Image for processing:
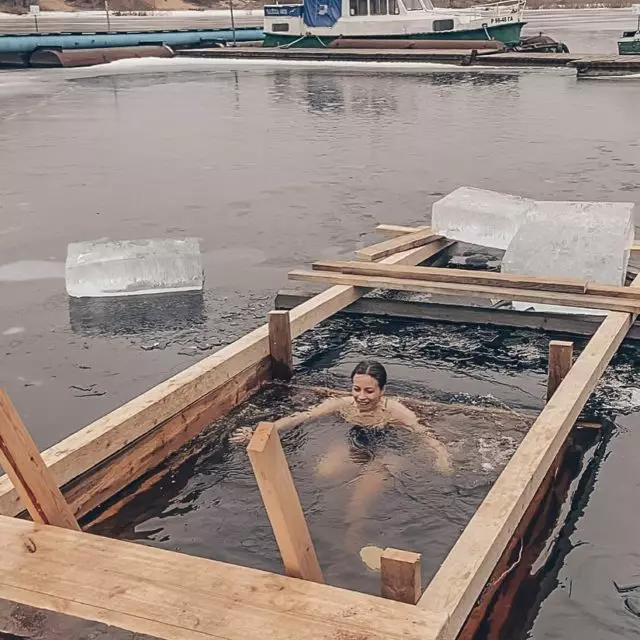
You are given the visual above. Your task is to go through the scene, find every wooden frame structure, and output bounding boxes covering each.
[0,223,638,640]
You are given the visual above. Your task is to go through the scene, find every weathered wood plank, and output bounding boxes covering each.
[313,260,588,294]
[0,391,79,530]
[289,270,640,314]
[248,423,324,583]
[355,229,442,262]
[0,516,448,640]
[547,341,574,402]
[417,274,640,640]
[269,310,294,381]
[381,548,422,605]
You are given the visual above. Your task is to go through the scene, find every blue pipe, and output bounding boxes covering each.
[0,28,264,54]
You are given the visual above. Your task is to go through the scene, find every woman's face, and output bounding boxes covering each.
[351,373,383,412]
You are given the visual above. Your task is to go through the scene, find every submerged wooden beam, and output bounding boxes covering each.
[275,290,640,341]
[247,422,324,584]
[381,548,422,605]
[417,274,640,639]
[547,340,574,401]
[268,310,293,381]
[0,240,452,521]
[0,516,446,640]
[289,270,640,314]
[356,229,442,262]
[0,390,79,531]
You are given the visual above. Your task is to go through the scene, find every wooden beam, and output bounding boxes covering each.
[631,242,640,254]
[247,422,324,584]
[287,238,453,338]
[289,270,640,314]
[268,310,293,381]
[381,548,422,605]
[275,290,640,342]
[313,260,588,294]
[313,260,640,301]
[376,224,429,238]
[547,340,574,402]
[0,516,449,640]
[0,391,79,530]
[417,274,640,639]
[355,228,442,262]
[0,239,452,520]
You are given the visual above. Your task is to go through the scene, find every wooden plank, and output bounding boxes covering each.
[417,274,640,640]
[381,548,422,605]
[247,423,324,583]
[269,310,293,381]
[376,224,429,238]
[0,516,448,640]
[287,238,453,338]
[314,260,589,295]
[631,242,640,254]
[289,270,640,314]
[0,390,79,530]
[314,261,640,302]
[355,228,442,262]
[0,240,451,520]
[547,341,574,402]
[276,290,640,342]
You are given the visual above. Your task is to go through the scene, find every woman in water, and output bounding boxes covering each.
[231,360,452,547]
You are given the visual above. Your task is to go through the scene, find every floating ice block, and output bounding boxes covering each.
[66,238,204,298]
[431,187,535,250]
[503,201,635,314]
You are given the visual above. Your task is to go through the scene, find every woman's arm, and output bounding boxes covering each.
[273,396,345,432]
[230,396,346,445]
[386,399,453,475]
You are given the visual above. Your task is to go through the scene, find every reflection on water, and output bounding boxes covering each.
[68,291,206,336]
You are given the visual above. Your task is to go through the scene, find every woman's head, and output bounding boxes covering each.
[350,360,387,412]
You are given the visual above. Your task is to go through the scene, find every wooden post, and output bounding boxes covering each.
[0,389,79,530]
[547,340,574,401]
[381,548,422,605]
[247,422,324,583]
[268,310,293,381]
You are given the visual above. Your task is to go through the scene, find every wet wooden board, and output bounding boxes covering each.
[0,516,447,640]
[355,229,442,262]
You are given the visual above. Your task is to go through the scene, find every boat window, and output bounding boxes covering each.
[433,18,454,31]
[402,0,424,10]
[370,0,388,14]
[350,0,369,14]
[272,22,290,31]
[389,0,400,14]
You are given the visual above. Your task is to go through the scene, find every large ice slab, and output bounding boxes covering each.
[503,200,635,314]
[66,238,204,298]
[431,187,535,250]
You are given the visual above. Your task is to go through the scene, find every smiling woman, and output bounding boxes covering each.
[230,358,453,549]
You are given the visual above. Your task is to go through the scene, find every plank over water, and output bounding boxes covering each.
[290,269,640,314]
[0,516,447,640]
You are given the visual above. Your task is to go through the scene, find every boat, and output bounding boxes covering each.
[618,4,640,55]
[262,0,526,48]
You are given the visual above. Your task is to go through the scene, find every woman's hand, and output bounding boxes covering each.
[229,426,254,446]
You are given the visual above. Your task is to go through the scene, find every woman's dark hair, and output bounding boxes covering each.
[350,360,387,390]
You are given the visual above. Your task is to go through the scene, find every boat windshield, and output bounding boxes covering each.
[402,0,425,10]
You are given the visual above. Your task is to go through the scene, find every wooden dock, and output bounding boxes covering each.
[176,46,640,75]
[0,223,638,640]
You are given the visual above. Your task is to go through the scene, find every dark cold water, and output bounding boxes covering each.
[0,49,640,639]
